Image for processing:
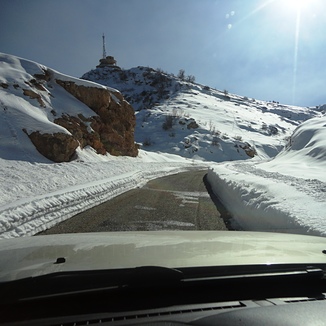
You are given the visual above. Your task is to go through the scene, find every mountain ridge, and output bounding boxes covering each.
[82,65,322,162]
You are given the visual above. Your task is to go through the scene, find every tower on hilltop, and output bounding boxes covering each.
[97,33,119,69]
[102,33,107,59]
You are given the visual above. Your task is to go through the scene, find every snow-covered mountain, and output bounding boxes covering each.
[1,52,326,238]
[82,65,321,161]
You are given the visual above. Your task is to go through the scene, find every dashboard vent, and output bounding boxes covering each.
[284,296,326,304]
[55,301,245,325]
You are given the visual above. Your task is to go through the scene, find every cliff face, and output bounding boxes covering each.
[55,80,138,157]
[27,131,79,162]
[0,53,138,163]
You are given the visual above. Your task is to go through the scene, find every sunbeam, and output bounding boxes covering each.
[292,9,301,104]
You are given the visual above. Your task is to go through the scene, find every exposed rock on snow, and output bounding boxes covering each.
[22,89,45,107]
[27,131,79,162]
[55,80,138,157]
[0,53,138,162]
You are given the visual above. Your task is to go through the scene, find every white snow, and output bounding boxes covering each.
[1,53,326,238]
[207,116,326,236]
[83,65,321,162]
[0,151,201,238]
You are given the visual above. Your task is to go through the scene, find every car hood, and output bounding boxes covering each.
[1,231,326,282]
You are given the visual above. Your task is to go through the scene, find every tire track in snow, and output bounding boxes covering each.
[232,163,326,202]
[0,165,199,238]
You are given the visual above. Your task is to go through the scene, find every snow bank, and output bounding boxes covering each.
[0,152,201,239]
[207,164,324,235]
[259,116,326,180]
[207,116,326,236]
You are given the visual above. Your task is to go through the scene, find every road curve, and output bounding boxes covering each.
[39,170,231,234]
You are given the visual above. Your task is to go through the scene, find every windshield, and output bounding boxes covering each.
[3,2,326,325]
[1,0,326,265]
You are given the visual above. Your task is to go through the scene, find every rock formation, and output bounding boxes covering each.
[26,130,79,162]
[18,68,138,162]
[55,80,138,157]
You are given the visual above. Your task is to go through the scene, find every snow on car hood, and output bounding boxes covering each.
[1,231,326,281]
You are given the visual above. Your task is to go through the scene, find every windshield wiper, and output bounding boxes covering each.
[0,266,184,303]
[130,266,183,285]
[0,265,324,304]
[182,266,324,283]
[1,265,325,325]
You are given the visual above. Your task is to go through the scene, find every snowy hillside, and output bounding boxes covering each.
[1,53,326,238]
[0,53,114,163]
[82,66,321,161]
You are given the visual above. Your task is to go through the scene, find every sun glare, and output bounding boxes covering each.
[284,0,312,10]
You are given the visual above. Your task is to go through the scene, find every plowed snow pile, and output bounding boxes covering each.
[208,116,326,236]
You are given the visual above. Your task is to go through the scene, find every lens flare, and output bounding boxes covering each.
[285,0,312,10]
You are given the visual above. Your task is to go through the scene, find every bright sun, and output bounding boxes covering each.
[284,0,313,10]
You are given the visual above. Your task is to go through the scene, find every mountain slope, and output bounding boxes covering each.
[0,53,138,163]
[82,66,321,162]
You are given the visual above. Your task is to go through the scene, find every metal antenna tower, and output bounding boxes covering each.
[102,33,107,59]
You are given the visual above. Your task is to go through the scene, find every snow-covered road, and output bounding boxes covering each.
[39,170,228,234]
[0,152,205,238]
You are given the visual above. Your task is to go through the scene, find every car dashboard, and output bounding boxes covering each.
[2,264,326,325]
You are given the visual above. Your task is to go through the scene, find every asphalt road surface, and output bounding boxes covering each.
[40,170,231,234]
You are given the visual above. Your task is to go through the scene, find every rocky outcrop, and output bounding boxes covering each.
[55,80,138,157]
[23,89,45,107]
[26,131,79,162]
[235,143,257,158]
[187,120,199,129]
[53,114,107,155]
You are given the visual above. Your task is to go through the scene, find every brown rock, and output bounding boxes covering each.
[29,79,47,92]
[23,89,45,107]
[245,148,256,158]
[54,115,107,155]
[27,131,79,162]
[187,120,199,129]
[34,69,51,82]
[18,71,138,162]
[55,79,138,157]
[240,143,257,158]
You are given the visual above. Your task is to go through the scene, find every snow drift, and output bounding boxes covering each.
[207,115,326,236]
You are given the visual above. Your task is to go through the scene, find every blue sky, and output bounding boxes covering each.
[1,0,325,107]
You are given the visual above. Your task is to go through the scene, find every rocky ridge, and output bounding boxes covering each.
[82,66,321,161]
[55,79,138,157]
